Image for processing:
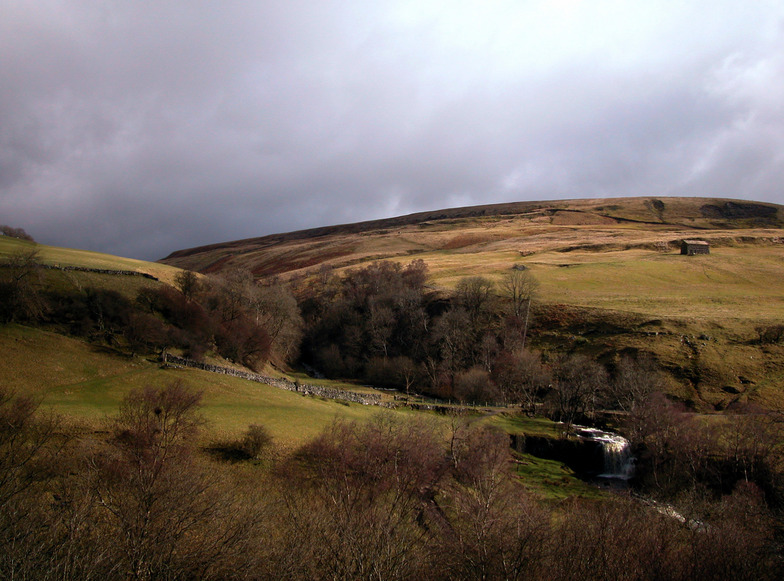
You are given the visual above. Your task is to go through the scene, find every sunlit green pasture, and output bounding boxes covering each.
[484,412,563,438]
[1,321,600,504]
[0,325,412,447]
[404,244,784,323]
[0,236,183,285]
[530,247,784,320]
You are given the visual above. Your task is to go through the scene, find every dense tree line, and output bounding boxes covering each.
[0,383,780,580]
[0,224,35,242]
[0,249,302,371]
[624,393,784,507]
[0,248,47,323]
[0,250,703,420]
[295,260,658,420]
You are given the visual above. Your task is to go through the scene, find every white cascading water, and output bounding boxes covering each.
[597,433,634,480]
[574,427,635,480]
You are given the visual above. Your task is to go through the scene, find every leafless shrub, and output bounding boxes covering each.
[241,424,273,459]
[439,423,549,580]
[755,324,784,344]
[0,390,69,578]
[548,353,608,428]
[672,484,780,581]
[88,381,234,579]
[174,269,200,301]
[453,366,499,404]
[549,498,680,581]
[492,348,550,413]
[0,389,60,511]
[609,353,664,412]
[278,414,447,580]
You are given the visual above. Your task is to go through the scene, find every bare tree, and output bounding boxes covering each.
[402,258,428,287]
[241,424,273,459]
[208,268,257,323]
[0,248,46,322]
[367,297,395,358]
[0,389,67,579]
[500,269,539,348]
[609,353,664,412]
[432,308,472,380]
[550,354,608,429]
[442,424,549,580]
[89,381,218,580]
[453,366,498,404]
[455,276,496,325]
[393,356,418,398]
[281,414,446,580]
[492,348,551,413]
[174,270,200,301]
[549,498,679,581]
[0,388,60,515]
[0,225,35,242]
[251,281,304,363]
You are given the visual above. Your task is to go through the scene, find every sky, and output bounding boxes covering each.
[2,1,783,260]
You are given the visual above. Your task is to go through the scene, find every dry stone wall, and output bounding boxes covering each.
[161,353,390,407]
[41,264,159,280]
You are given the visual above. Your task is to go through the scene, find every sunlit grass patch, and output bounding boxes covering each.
[0,324,418,447]
[484,412,562,438]
[0,236,184,284]
[512,452,606,501]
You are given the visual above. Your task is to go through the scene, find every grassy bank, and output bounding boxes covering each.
[0,324,402,447]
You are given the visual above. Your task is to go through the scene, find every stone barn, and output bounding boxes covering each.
[681,240,710,255]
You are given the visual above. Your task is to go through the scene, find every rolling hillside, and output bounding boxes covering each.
[0,237,404,444]
[161,196,784,410]
[161,196,783,281]
[3,203,779,579]
[0,235,184,285]
[3,196,784,417]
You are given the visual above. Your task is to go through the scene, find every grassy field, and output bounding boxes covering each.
[7,197,784,412]
[0,324,563,444]
[0,323,600,501]
[0,236,183,285]
[0,324,413,447]
[529,247,784,320]
[512,453,605,501]
[0,230,607,498]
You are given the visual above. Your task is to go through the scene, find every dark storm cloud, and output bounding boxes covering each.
[1,1,783,260]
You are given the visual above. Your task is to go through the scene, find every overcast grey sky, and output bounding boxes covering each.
[2,1,783,260]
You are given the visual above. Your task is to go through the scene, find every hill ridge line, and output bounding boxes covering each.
[160,196,782,261]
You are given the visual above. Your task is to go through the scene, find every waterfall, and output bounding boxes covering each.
[597,433,634,479]
[573,427,635,480]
